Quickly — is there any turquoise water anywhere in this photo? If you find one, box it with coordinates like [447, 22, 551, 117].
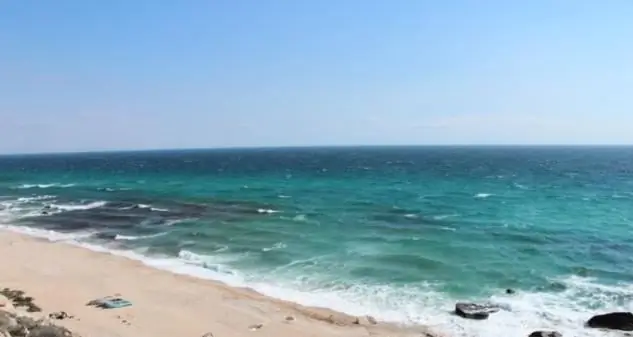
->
[1, 147, 632, 337]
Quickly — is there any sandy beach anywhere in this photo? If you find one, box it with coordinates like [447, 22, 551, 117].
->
[0, 230, 441, 337]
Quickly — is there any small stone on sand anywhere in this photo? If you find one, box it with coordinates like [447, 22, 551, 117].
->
[248, 323, 263, 331]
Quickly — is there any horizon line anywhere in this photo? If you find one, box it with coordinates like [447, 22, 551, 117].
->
[2, 144, 633, 157]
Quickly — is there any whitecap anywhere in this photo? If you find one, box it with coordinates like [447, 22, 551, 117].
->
[53, 201, 107, 211]
[262, 242, 287, 252]
[292, 214, 307, 222]
[163, 219, 188, 226]
[15, 183, 75, 189]
[178, 249, 243, 265]
[136, 204, 168, 212]
[475, 193, 492, 199]
[114, 232, 168, 241]
[432, 214, 459, 220]
[257, 208, 280, 214]
[17, 195, 56, 202]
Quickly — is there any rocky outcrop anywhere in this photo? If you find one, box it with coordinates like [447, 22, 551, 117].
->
[0, 287, 80, 337]
[587, 312, 633, 331]
[26, 325, 74, 337]
[0, 289, 40, 313]
[0, 309, 78, 337]
[454, 302, 500, 320]
[528, 331, 562, 337]
[0, 311, 20, 333]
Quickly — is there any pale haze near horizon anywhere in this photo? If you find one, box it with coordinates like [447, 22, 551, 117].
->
[1, 1, 632, 154]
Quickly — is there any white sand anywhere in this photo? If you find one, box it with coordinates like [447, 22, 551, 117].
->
[0, 231, 443, 337]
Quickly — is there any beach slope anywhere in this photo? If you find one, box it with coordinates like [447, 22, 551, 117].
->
[0, 231, 440, 337]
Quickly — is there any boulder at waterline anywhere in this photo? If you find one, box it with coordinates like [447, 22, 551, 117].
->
[454, 302, 500, 320]
[587, 312, 633, 331]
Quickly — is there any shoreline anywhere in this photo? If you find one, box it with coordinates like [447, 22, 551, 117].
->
[0, 230, 443, 337]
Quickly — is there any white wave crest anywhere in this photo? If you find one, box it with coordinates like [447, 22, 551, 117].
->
[137, 204, 169, 212]
[115, 232, 168, 241]
[15, 183, 75, 189]
[475, 193, 492, 199]
[53, 201, 107, 211]
[257, 208, 280, 214]
[292, 214, 307, 222]
[0, 224, 95, 242]
[262, 242, 287, 252]
[17, 195, 56, 202]
[432, 214, 459, 220]
[513, 183, 529, 190]
[163, 219, 187, 226]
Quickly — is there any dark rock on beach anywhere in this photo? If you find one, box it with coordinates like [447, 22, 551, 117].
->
[505, 288, 516, 294]
[529, 331, 562, 337]
[0, 310, 78, 337]
[0, 289, 40, 313]
[48, 312, 72, 321]
[27, 325, 74, 337]
[16, 317, 39, 330]
[0, 287, 79, 336]
[25, 305, 41, 313]
[587, 312, 633, 331]
[455, 302, 500, 320]
[0, 310, 19, 332]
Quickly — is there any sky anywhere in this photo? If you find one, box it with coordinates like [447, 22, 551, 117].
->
[1, 1, 632, 153]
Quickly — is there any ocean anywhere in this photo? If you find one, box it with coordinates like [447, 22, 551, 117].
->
[1, 146, 632, 337]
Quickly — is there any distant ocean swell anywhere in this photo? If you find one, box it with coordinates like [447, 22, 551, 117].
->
[1, 147, 633, 337]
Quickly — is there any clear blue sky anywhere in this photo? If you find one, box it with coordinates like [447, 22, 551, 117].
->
[1, 1, 632, 153]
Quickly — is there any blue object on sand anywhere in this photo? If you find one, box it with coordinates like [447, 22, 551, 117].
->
[92, 297, 132, 309]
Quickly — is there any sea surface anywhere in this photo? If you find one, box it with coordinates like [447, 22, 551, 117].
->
[1, 146, 632, 337]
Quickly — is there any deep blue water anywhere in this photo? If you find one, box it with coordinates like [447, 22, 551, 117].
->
[1, 146, 632, 337]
